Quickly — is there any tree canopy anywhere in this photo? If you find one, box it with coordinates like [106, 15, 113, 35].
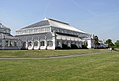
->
[93, 36, 100, 48]
[105, 39, 114, 47]
[115, 40, 119, 48]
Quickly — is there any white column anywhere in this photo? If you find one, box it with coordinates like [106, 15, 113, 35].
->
[67, 40, 71, 48]
[60, 39, 63, 48]
[45, 39, 47, 50]
[76, 41, 79, 48]
[87, 39, 92, 48]
[25, 41, 28, 49]
[51, 32, 56, 50]
[28, 41, 34, 50]
[8, 40, 11, 47]
[79, 41, 82, 48]
[32, 40, 34, 50]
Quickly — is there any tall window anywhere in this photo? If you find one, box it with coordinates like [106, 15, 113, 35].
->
[57, 41, 61, 47]
[14, 42, 17, 46]
[5, 41, 8, 47]
[47, 41, 53, 46]
[34, 41, 38, 46]
[40, 41, 45, 46]
[45, 27, 50, 32]
[28, 42, 32, 46]
[22, 42, 26, 48]
[0, 40, 2, 47]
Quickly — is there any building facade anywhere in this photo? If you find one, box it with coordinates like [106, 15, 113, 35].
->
[16, 18, 92, 50]
[0, 23, 22, 50]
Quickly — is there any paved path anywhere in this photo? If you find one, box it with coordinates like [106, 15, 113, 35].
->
[0, 52, 104, 60]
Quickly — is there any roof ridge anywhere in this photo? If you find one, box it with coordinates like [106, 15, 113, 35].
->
[0, 23, 9, 29]
[22, 19, 50, 29]
[47, 18, 70, 25]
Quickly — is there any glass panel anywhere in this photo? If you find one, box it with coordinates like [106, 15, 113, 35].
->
[34, 41, 38, 46]
[47, 41, 53, 46]
[14, 42, 17, 46]
[40, 41, 45, 46]
[0, 40, 2, 47]
[5, 41, 8, 47]
[28, 42, 32, 46]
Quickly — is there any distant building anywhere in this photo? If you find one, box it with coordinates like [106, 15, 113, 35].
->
[0, 23, 21, 50]
[16, 18, 93, 50]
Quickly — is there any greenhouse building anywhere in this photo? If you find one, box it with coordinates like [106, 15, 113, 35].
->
[16, 18, 93, 50]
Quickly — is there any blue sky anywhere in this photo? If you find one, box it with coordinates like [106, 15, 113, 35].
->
[0, 0, 119, 42]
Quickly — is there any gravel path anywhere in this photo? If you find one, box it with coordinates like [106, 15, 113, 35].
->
[0, 52, 104, 60]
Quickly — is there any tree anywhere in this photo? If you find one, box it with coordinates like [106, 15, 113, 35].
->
[115, 40, 119, 48]
[105, 39, 114, 47]
[93, 36, 99, 48]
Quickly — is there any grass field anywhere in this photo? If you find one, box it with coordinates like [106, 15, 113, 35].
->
[0, 49, 108, 58]
[0, 49, 119, 81]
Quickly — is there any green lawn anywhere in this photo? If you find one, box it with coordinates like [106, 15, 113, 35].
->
[0, 49, 108, 58]
[0, 50, 119, 81]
